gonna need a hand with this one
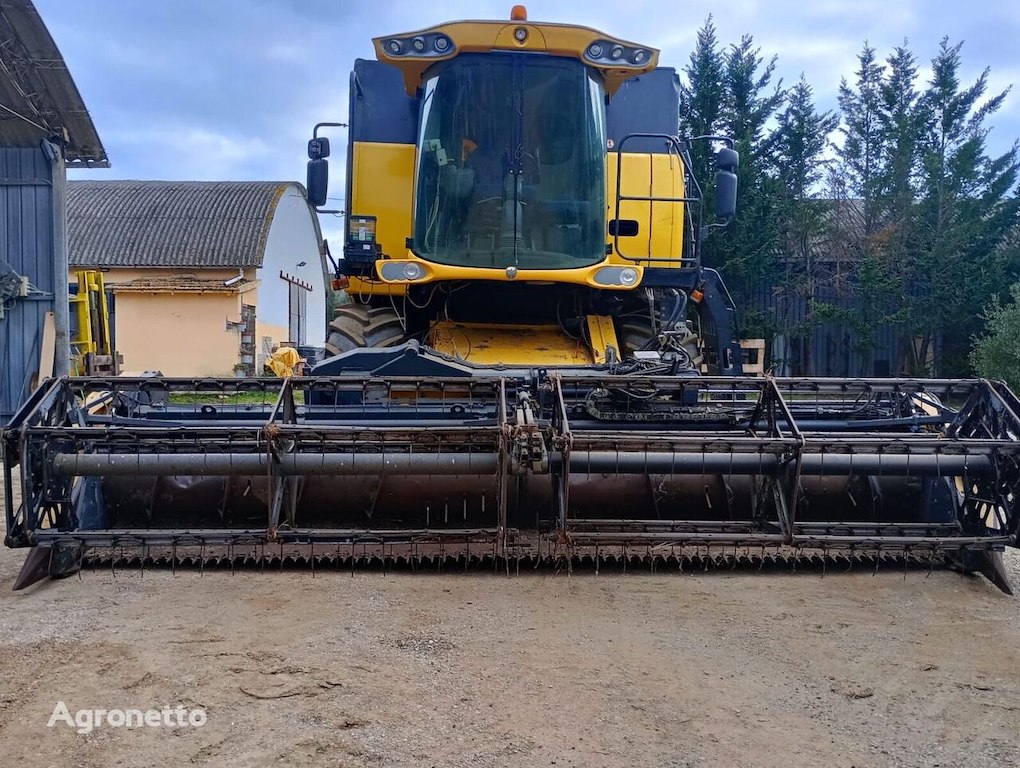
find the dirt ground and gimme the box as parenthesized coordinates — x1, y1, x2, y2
(1, 476, 1020, 767)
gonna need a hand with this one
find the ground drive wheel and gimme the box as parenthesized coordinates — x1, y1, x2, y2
(325, 304, 405, 356)
(618, 321, 655, 358)
(618, 317, 698, 369)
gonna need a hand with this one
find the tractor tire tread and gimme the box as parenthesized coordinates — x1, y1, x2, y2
(326, 304, 405, 356)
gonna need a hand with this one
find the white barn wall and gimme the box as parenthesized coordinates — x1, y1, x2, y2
(257, 184, 327, 352)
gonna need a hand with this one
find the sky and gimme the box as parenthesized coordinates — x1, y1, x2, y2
(34, 0, 1020, 246)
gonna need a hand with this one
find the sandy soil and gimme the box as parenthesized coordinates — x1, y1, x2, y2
(1, 475, 1020, 767)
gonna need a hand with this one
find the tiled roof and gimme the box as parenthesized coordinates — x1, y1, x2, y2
(106, 275, 258, 293)
(68, 180, 294, 267)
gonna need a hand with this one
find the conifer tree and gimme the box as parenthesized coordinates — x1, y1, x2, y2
(773, 76, 838, 373)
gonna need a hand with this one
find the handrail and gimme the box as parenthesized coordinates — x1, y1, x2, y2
(612, 133, 702, 267)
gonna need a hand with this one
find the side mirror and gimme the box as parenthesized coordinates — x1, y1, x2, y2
(307, 159, 328, 208)
(714, 147, 739, 221)
(308, 137, 330, 160)
(715, 146, 739, 173)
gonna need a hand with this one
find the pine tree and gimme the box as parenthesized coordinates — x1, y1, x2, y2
(776, 77, 836, 199)
(876, 44, 922, 256)
(837, 44, 886, 235)
(679, 17, 726, 207)
(832, 43, 918, 374)
(773, 76, 838, 374)
(677, 29, 1020, 378)
(911, 39, 1019, 373)
(709, 34, 786, 334)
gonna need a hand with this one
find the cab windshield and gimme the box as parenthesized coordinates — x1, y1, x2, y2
(414, 54, 607, 270)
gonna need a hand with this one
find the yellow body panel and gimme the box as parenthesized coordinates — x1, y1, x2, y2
(585, 314, 619, 365)
(374, 20, 658, 96)
(374, 258, 642, 289)
(349, 141, 415, 297)
(430, 321, 598, 365)
(347, 275, 405, 297)
(607, 151, 685, 268)
(351, 141, 415, 258)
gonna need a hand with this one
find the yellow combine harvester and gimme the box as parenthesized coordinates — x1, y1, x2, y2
(4, 7, 1020, 591)
(315, 7, 743, 374)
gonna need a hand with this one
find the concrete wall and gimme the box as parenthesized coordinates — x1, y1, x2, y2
(254, 320, 289, 369)
(112, 290, 246, 376)
(0, 147, 55, 421)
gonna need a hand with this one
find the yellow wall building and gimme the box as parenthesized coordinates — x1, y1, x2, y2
(67, 181, 326, 376)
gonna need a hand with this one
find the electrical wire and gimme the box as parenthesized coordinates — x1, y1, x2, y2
(555, 293, 581, 340)
(425, 165, 442, 250)
(406, 282, 441, 310)
(388, 292, 407, 333)
(442, 292, 471, 361)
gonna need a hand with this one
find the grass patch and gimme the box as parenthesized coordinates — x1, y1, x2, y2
(168, 390, 305, 405)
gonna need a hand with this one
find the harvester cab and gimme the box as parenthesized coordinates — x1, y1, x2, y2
(307, 6, 744, 375)
(4, 8, 1020, 592)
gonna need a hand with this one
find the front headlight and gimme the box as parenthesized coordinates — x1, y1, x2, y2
(592, 266, 641, 287)
(583, 40, 653, 69)
(381, 34, 456, 59)
(378, 261, 428, 282)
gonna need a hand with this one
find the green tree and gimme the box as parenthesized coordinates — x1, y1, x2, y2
(679, 16, 726, 191)
(837, 44, 887, 235)
(677, 30, 1020, 378)
(909, 39, 1018, 374)
(832, 42, 933, 374)
(972, 282, 1020, 390)
(710, 34, 786, 331)
(872, 44, 926, 373)
(772, 76, 838, 373)
(823, 44, 902, 374)
(875, 43, 923, 270)
(776, 77, 836, 199)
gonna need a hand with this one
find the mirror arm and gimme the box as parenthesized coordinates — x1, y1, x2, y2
(313, 121, 348, 138)
(688, 134, 734, 149)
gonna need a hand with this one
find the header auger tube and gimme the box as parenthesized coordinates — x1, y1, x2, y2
(4, 373, 1019, 591)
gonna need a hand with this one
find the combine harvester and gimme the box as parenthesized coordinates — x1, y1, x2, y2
(5, 7, 1020, 591)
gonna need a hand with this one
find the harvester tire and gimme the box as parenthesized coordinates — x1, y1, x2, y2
(619, 321, 655, 358)
(325, 304, 405, 356)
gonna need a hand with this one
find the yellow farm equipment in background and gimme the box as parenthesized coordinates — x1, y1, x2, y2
(70, 269, 119, 376)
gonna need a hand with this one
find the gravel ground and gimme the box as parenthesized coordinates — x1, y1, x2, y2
(1, 475, 1019, 767)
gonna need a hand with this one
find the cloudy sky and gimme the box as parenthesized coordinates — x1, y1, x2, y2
(35, 0, 1020, 244)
